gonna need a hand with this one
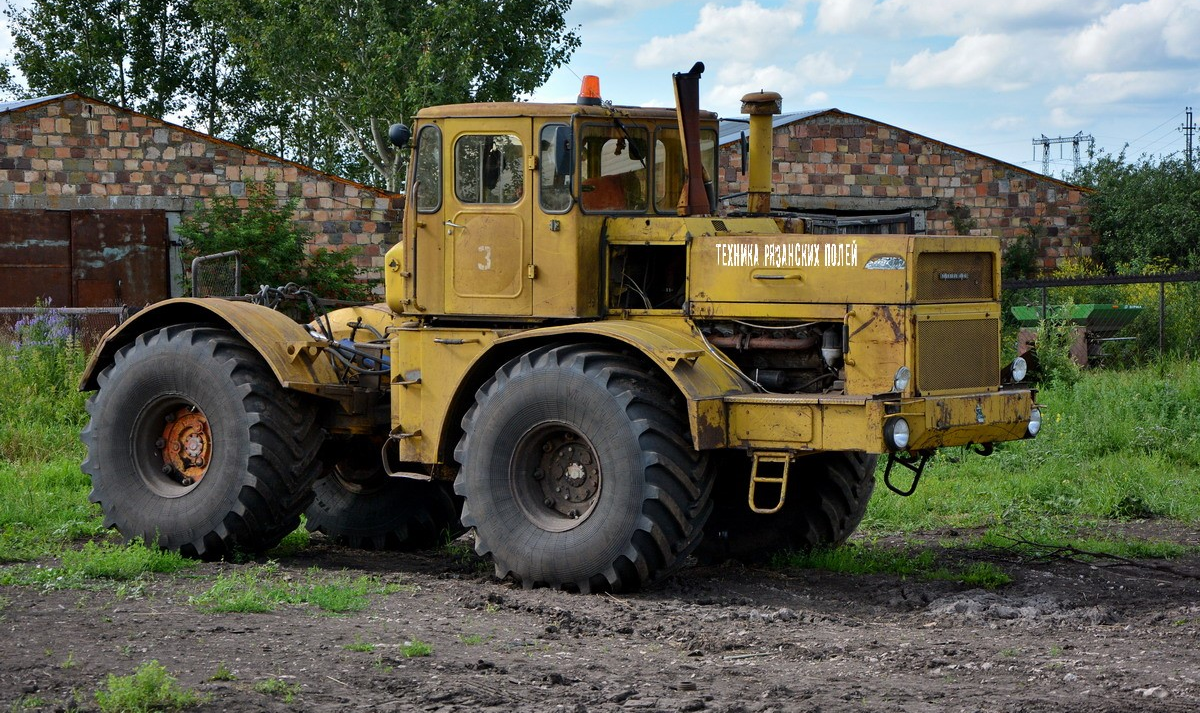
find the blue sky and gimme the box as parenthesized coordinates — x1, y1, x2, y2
(529, 0, 1200, 175)
(3, 0, 1196, 176)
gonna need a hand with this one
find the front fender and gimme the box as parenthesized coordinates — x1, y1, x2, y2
(80, 298, 340, 392)
(495, 320, 753, 450)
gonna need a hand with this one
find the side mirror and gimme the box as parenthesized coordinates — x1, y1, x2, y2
(388, 123, 411, 148)
(552, 125, 572, 177)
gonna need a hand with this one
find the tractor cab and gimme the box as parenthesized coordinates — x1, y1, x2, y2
(383, 76, 719, 321)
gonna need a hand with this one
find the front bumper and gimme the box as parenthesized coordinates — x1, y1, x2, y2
(710, 388, 1037, 453)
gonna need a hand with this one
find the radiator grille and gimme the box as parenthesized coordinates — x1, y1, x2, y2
(916, 318, 999, 392)
(915, 252, 994, 302)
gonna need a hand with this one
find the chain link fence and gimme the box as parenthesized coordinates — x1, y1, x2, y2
(191, 250, 242, 298)
(1002, 273, 1200, 366)
(0, 306, 128, 351)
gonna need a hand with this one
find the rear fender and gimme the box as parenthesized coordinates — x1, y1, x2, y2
(79, 298, 341, 392)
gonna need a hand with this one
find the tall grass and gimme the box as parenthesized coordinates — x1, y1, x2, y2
(864, 360, 1200, 533)
(0, 317, 99, 562)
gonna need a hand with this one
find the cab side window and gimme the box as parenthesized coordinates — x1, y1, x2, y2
(654, 128, 717, 213)
(413, 125, 442, 213)
(455, 134, 525, 204)
(579, 124, 649, 213)
(539, 124, 573, 213)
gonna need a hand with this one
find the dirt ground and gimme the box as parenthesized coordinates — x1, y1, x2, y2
(3, 525, 1200, 713)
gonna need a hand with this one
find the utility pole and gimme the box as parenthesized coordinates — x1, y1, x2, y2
(1033, 132, 1096, 175)
(1181, 107, 1196, 169)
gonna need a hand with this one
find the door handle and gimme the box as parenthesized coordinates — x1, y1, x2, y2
(444, 221, 466, 229)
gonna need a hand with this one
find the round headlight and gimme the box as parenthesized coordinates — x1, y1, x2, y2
(1011, 357, 1028, 383)
(884, 417, 910, 450)
(893, 366, 911, 392)
(1028, 408, 1042, 437)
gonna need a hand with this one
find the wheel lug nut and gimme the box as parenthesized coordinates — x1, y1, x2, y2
(542, 443, 553, 452)
(164, 413, 176, 423)
(155, 438, 165, 449)
(532, 468, 544, 480)
(544, 498, 555, 507)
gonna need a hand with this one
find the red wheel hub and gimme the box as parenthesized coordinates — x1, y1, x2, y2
(161, 407, 211, 485)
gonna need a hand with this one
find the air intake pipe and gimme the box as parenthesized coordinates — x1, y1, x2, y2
(740, 91, 782, 215)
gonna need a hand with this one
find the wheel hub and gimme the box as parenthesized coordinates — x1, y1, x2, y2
(160, 406, 211, 486)
(514, 425, 602, 530)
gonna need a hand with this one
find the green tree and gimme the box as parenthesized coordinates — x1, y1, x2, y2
(4, 0, 269, 137)
(176, 181, 376, 303)
(201, 0, 580, 189)
(6, 0, 192, 117)
(1069, 152, 1200, 273)
(0, 63, 18, 99)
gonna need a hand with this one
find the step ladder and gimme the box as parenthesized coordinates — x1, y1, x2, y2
(748, 451, 791, 514)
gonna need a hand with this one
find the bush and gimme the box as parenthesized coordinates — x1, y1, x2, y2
(177, 179, 377, 302)
(94, 660, 208, 713)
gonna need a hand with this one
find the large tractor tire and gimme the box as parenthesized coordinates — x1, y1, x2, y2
(697, 451, 877, 563)
(453, 344, 713, 593)
(306, 457, 461, 550)
(81, 325, 324, 559)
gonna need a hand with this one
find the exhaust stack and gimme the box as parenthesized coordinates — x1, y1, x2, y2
(673, 62, 711, 216)
(741, 91, 782, 215)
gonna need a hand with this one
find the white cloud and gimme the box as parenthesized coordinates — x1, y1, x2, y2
(634, 1, 805, 68)
(987, 116, 1026, 131)
(705, 52, 854, 111)
(1049, 107, 1083, 129)
(569, 0, 682, 23)
(1065, 0, 1200, 71)
(1065, 0, 1175, 71)
(1162, 0, 1200, 60)
(1047, 70, 1190, 106)
(887, 34, 1030, 91)
(816, 0, 1118, 37)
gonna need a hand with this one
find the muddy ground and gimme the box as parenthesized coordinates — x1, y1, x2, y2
(2, 525, 1200, 713)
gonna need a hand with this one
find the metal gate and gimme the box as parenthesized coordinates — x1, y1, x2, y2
(0, 209, 169, 307)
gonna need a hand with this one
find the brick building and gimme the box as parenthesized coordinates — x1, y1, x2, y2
(718, 110, 1091, 270)
(0, 92, 402, 310)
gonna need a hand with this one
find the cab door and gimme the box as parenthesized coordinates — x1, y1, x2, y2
(443, 120, 533, 316)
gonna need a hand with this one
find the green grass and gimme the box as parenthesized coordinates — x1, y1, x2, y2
(209, 663, 237, 681)
(254, 677, 300, 703)
(94, 660, 208, 713)
(188, 563, 404, 614)
(772, 543, 1013, 589)
(400, 640, 433, 657)
(0, 540, 196, 589)
(864, 360, 1200, 534)
(343, 637, 376, 652)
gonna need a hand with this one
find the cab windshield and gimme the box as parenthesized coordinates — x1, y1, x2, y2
(578, 121, 717, 214)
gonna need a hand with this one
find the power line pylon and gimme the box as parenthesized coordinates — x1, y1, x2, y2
(1033, 132, 1095, 175)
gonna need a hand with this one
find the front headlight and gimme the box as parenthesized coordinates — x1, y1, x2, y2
(1028, 408, 1042, 437)
(884, 417, 910, 450)
(1011, 357, 1028, 383)
(893, 366, 911, 392)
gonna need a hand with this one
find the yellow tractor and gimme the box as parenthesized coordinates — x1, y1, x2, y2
(80, 64, 1039, 592)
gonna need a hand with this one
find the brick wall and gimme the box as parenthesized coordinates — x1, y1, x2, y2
(0, 94, 403, 276)
(719, 111, 1092, 270)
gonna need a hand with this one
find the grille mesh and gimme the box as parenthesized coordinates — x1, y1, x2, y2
(916, 318, 999, 392)
(915, 252, 994, 301)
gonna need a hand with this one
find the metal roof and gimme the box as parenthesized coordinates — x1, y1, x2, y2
(0, 93, 73, 114)
(718, 110, 830, 146)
